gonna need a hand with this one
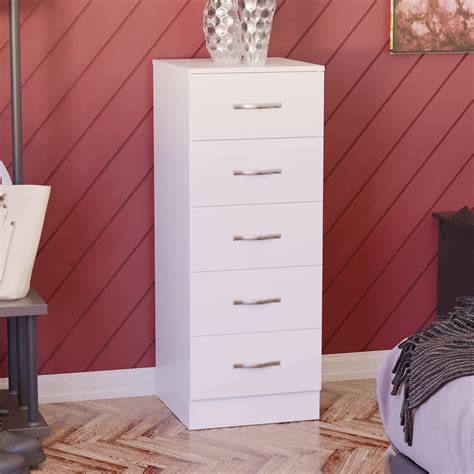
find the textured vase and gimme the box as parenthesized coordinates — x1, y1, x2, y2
(238, 0, 276, 64)
(203, 0, 243, 63)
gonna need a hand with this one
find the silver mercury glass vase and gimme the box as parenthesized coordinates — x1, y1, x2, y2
(203, 0, 243, 63)
(238, 0, 277, 64)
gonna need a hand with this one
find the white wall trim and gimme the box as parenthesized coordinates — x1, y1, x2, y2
(0, 351, 389, 404)
(0, 367, 158, 404)
(322, 350, 390, 382)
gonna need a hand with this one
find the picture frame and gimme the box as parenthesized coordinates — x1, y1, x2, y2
(390, 0, 474, 53)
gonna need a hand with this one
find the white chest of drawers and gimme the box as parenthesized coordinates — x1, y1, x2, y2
(153, 58, 324, 430)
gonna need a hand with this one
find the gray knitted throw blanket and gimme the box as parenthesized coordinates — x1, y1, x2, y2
(391, 298, 474, 446)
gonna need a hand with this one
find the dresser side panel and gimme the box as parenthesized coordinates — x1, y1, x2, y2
(154, 61, 190, 426)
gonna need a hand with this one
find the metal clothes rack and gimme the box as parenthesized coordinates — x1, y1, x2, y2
(2, 0, 49, 437)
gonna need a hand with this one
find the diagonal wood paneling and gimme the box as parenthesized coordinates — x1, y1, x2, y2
(324, 65, 472, 288)
(323, 105, 473, 350)
(0, 0, 472, 376)
(0, 0, 91, 111)
(0, 0, 40, 49)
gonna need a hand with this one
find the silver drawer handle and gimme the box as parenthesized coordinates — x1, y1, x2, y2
(233, 103, 282, 110)
(233, 169, 282, 176)
(233, 233, 281, 241)
(233, 297, 281, 306)
(233, 361, 281, 369)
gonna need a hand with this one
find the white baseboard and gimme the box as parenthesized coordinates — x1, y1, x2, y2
(322, 350, 390, 382)
(0, 351, 389, 404)
(0, 367, 158, 404)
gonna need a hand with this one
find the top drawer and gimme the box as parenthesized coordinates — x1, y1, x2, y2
(189, 72, 324, 141)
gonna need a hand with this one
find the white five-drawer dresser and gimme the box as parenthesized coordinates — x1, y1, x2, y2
(153, 58, 324, 429)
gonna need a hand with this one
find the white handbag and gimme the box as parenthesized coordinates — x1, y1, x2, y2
(0, 162, 50, 300)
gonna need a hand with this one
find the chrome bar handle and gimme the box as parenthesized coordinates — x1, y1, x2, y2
(233, 103, 282, 110)
(233, 297, 281, 306)
(233, 169, 282, 176)
(233, 233, 281, 241)
(233, 361, 281, 369)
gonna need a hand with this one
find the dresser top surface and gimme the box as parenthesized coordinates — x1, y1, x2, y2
(153, 58, 324, 74)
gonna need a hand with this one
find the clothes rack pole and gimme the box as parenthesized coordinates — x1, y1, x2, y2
(9, 0, 23, 182)
(1, 1, 49, 436)
(8, 0, 25, 399)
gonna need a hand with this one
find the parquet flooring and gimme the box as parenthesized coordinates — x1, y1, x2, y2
(31, 379, 389, 473)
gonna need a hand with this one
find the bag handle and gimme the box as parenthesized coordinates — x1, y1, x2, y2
(0, 162, 12, 185)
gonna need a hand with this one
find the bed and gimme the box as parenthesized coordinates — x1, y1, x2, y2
(384, 447, 427, 474)
(377, 344, 474, 473)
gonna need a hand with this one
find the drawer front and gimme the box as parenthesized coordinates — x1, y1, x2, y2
(189, 72, 324, 140)
(190, 329, 322, 400)
(190, 266, 322, 336)
(190, 202, 323, 272)
(189, 138, 323, 206)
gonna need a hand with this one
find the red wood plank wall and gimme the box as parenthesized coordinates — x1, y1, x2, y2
(0, 0, 472, 375)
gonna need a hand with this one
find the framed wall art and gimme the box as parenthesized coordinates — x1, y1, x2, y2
(390, 0, 474, 53)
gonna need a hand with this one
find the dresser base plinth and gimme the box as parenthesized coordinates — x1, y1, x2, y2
(184, 390, 320, 430)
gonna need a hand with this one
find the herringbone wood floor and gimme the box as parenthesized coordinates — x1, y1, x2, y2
(31, 380, 389, 473)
